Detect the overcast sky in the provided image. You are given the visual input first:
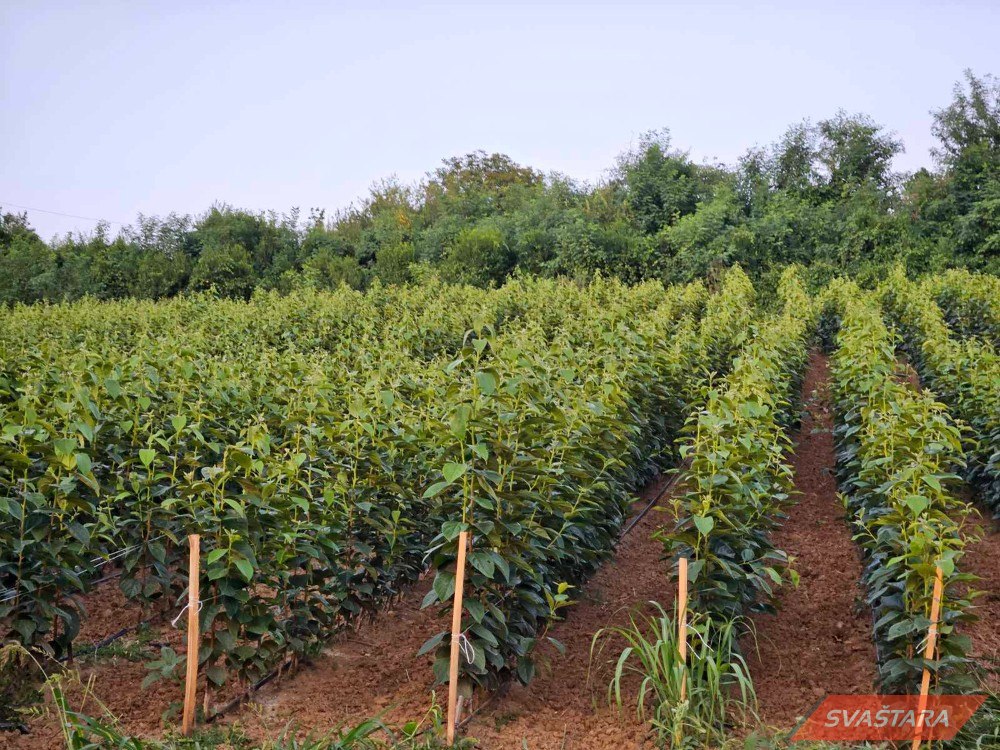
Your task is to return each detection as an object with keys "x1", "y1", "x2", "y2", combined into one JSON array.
[{"x1": 2, "y1": 1, "x2": 998, "y2": 241}]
